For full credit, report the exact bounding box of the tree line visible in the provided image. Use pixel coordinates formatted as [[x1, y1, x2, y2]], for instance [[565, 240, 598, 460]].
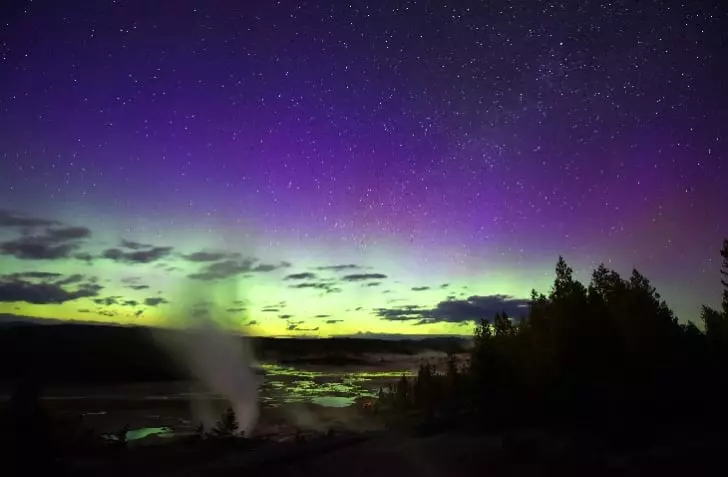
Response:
[[378, 239, 728, 436]]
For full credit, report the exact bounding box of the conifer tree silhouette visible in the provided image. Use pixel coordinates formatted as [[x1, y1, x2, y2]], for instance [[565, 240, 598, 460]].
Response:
[[210, 407, 241, 438]]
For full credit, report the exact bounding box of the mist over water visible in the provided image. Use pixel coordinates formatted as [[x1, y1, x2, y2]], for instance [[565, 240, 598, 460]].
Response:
[[153, 281, 259, 435]]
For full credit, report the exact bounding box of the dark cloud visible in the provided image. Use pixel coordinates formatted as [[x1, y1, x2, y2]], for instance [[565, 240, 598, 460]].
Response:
[[120, 239, 153, 250], [134, 310, 143, 317], [286, 321, 319, 332], [77, 309, 91, 313], [144, 297, 169, 307], [326, 319, 343, 324], [182, 251, 239, 262], [253, 261, 290, 272], [188, 258, 288, 280], [375, 294, 530, 325], [3, 271, 62, 280], [1, 239, 75, 260], [247, 320, 259, 326], [412, 286, 430, 291], [315, 314, 330, 318], [291, 282, 329, 289], [278, 314, 293, 319], [342, 273, 387, 281], [56, 274, 85, 285], [93, 296, 119, 306], [0, 224, 93, 261], [0, 209, 58, 228], [102, 245, 173, 264], [285, 272, 317, 280], [441, 283, 450, 288], [46, 226, 91, 241], [364, 282, 381, 287], [226, 307, 246, 313], [122, 300, 139, 307], [0, 278, 102, 304], [375, 305, 426, 320], [315, 264, 361, 271], [129, 284, 150, 290], [261, 307, 279, 312], [290, 281, 341, 294], [0, 210, 92, 262]]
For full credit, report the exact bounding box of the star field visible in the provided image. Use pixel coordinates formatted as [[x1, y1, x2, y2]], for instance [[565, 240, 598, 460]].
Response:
[[0, 0, 726, 336]]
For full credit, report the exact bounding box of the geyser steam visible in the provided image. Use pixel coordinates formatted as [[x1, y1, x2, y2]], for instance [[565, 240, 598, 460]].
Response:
[[154, 280, 259, 435]]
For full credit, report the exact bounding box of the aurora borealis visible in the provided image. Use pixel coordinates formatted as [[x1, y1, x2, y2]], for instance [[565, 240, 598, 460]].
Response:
[[0, 0, 726, 336]]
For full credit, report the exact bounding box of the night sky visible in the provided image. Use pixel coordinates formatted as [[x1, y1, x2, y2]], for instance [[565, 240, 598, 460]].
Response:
[[1, 0, 726, 337]]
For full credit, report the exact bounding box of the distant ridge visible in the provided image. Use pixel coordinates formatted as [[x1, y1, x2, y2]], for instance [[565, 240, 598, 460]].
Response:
[[0, 313, 471, 342]]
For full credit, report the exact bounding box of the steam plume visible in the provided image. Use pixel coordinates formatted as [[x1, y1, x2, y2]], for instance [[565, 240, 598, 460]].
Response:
[[154, 280, 259, 435]]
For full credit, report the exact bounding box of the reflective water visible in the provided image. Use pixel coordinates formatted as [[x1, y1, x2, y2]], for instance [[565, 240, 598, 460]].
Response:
[[105, 426, 174, 442], [256, 363, 413, 407], [147, 363, 414, 408]]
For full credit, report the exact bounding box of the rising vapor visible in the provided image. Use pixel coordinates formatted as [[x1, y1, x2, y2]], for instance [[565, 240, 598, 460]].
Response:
[[153, 280, 259, 435]]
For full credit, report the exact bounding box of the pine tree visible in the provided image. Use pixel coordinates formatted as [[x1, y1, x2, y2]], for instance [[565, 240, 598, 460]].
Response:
[[701, 239, 728, 349], [551, 255, 575, 300], [210, 407, 240, 438], [396, 375, 410, 410]]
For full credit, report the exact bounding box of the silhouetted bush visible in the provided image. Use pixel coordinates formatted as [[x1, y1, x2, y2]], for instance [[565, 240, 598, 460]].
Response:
[[209, 407, 242, 439], [377, 355, 466, 420]]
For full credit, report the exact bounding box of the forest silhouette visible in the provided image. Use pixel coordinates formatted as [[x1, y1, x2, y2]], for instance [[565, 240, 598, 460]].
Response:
[[377, 238, 728, 438]]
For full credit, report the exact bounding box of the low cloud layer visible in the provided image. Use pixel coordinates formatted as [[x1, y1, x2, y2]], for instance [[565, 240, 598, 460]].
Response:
[[189, 258, 290, 280], [1, 226, 92, 260], [315, 264, 361, 271], [285, 272, 317, 280], [144, 297, 169, 307], [0, 209, 58, 228], [342, 273, 387, 282], [182, 251, 240, 262], [375, 294, 530, 325], [289, 280, 342, 294], [286, 321, 320, 332], [0, 276, 102, 304], [102, 240, 173, 264]]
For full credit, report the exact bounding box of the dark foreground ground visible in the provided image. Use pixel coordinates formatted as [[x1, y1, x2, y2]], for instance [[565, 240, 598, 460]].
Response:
[[66, 425, 728, 477]]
